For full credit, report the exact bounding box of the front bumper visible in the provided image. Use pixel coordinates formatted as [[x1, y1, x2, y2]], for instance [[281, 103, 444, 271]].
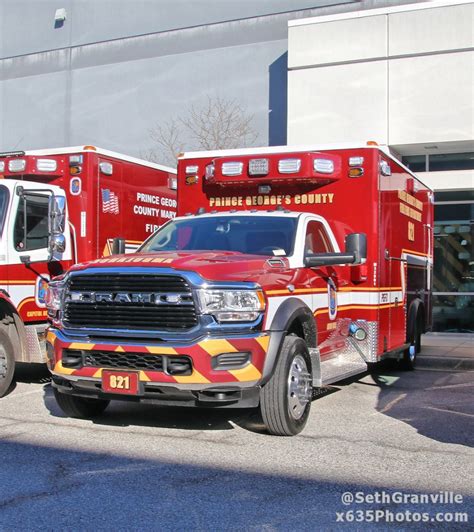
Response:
[[47, 328, 271, 405]]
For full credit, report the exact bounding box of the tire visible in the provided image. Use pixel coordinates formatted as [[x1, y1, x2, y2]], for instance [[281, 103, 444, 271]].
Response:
[[53, 388, 109, 419], [260, 335, 312, 436], [0, 328, 16, 398], [401, 312, 422, 371]]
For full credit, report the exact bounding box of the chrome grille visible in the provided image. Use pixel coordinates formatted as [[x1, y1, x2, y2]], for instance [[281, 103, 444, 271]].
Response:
[[64, 274, 197, 331]]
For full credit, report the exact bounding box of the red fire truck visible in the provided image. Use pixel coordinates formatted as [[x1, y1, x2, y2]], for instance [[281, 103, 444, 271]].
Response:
[[45, 143, 433, 435], [0, 146, 176, 396]]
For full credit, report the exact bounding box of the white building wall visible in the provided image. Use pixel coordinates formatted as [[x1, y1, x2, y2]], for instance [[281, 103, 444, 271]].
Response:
[[287, 0, 474, 192], [288, 61, 388, 144], [389, 52, 474, 147]]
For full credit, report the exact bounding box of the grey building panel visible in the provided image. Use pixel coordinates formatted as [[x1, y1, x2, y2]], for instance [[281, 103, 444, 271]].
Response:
[[71, 11, 294, 71], [0, 0, 363, 154], [1, 0, 73, 58], [71, 0, 350, 46], [68, 38, 289, 156], [0, 1, 3, 59], [1, 1, 354, 59], [1, 49, 70, 81], [2, 71, 69, 150]]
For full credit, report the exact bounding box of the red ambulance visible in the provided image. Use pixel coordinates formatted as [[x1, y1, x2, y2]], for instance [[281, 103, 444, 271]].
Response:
[[45, 143, 433, 435], [0, 146, 176, 396]]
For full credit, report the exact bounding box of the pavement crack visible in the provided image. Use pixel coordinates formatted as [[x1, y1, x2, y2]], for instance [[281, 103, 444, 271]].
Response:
[[378, 393, 407, 414], [0, 481, 81, 510], [297, 433, 473, 457]]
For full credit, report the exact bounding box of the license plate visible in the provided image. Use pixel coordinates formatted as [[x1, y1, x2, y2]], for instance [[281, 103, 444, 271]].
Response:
[[102, 370, 139, 395]]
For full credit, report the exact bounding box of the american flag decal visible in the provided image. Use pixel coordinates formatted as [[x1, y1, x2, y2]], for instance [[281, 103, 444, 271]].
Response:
[[101, 189, 119, 214]]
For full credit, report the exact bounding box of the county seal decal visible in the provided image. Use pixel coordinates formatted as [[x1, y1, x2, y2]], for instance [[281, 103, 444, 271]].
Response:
[[327, 277, 337, 320]]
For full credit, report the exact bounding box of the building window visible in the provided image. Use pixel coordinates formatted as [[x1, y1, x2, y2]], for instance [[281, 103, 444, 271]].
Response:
[[433, 192, 473, 333], [402, 152, 474, 173], [402, 154, 427, 172]]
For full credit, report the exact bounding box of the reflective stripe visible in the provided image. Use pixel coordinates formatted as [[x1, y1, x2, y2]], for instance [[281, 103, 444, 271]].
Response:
[[198, 339, 238, 356], [173, 370, 210, 384], [69, 342, 95, 350], [146, 346, 178, 355], [229, 364, 261, 382]]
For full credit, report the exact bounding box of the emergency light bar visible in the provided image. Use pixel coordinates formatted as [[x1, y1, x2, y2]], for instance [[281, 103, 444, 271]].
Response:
[[222, 162, 244, 176], [69, 155, 83, 165], [205, 152, 341, 187], [313, 159, 334, 174], [36, 159, 57, 172], [279, 159, 301, 173], [249, 158, 269, 176], [9, 159, 26, 172], [99, 162, 113, 175]]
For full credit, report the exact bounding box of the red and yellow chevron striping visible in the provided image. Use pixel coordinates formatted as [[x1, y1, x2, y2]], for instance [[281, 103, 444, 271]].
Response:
[[48, 331, 270, 385]]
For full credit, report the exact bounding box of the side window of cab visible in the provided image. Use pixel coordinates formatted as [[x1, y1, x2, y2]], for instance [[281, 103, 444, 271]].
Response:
[[14, 193, 49, 251], [304, 220, 334, 255]]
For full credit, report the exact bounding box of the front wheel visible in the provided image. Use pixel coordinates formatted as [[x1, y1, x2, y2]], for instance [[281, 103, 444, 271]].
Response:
[[260, 336, 312, 436], [0, 328, 16, 398], [53, 388, 110, 419]]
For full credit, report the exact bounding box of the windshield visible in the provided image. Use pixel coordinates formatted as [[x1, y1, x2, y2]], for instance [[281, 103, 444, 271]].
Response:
[[140, 216, 298, 256], [0, 186, 9, 237]]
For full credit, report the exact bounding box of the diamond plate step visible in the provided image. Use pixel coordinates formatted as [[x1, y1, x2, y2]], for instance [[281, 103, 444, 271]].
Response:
[[320, 347, 368, 385]]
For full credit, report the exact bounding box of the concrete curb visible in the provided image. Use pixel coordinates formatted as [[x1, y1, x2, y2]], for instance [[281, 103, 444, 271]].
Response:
[[416, 356, 474, 371]]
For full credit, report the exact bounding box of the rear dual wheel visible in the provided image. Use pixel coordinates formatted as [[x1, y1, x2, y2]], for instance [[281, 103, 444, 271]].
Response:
[[401, 312, 422, 371], [260, 336, 313, 436]]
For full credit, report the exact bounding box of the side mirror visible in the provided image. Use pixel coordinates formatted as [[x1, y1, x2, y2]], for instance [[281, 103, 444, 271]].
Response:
[[48, 194, 67, 257], [111, 237, 126, 255], [49, 195, 66, 234], [345, 233, 367, 265], [305, 232, 367, 268], [50, 233, 66, 253]]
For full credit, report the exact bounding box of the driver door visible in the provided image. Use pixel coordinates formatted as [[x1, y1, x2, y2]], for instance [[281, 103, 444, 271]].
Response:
[[5, 183, 71, 320]]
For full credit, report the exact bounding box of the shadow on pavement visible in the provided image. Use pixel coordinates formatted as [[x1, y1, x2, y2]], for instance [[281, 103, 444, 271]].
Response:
[[43, 383, 340, 435], [41, 360, 473, 447], [43, 384, 269, 434], [14, 363, 51, 385], [367, 363, 474, 448], [2, 363, 51, 398], [0, 439, 472, 529]]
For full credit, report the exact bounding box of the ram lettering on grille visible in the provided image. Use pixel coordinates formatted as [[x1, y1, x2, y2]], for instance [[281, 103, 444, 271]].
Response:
[[69, 292, 191, 305]]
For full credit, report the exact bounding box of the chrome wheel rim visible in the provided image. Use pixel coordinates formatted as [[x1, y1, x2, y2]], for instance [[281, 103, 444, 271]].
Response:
[[287, 354, 312, 420], [0, 345, 7, 379]]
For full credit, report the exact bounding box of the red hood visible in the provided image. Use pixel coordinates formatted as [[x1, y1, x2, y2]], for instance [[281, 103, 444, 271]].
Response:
[[68, 250, 291, 284]]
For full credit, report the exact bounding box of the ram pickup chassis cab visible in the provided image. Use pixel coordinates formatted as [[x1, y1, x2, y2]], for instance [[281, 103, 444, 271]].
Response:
[[46, 144, 433, 436]]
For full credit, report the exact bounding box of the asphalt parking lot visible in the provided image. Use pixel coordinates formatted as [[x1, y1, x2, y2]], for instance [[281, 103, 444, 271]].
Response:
[[0, 345, 473, 530]]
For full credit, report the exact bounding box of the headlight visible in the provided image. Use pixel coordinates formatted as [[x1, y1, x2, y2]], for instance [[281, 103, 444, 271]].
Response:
[[45, 280, 66, 312], [197, 289, 265, 322]]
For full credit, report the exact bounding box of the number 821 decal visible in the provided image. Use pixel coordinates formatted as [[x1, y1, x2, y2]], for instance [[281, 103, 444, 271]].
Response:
[[102, 370, 139, 395]]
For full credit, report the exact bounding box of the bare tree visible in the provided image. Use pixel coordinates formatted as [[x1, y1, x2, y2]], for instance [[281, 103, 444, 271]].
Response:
[[143, 95, 258, 166], [141, 118, 184, 166]]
